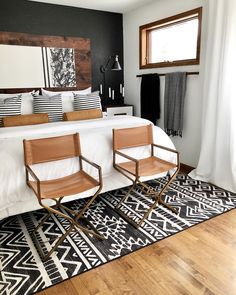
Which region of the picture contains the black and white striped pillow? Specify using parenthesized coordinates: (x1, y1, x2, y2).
(0, 95, 22, 127)
(73, 91, 102, 111)
(33, 94, 63, 122)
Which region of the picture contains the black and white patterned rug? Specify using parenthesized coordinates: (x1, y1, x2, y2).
(0, 175, 236, 295)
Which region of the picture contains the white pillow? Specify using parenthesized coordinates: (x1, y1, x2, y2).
(41, 87, 92, 113)
(0, 90, 39, 115)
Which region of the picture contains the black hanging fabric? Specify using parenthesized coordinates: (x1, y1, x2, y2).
(140, 74, 160, 125)
(164, 72, 187, 137)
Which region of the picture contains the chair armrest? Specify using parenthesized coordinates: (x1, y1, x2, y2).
(151, 144, 180, 169)
(26, 165, 40, 182)
(114, 150, 139, 177)
(25, 165, 41, 196)
(152, 143, 179, 155)
(80, 155, 102, 185)
(80, 155, 101, 171)
(114, 150, 139, 164)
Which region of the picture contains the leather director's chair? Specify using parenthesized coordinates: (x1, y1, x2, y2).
(113, 124, 180, 228)
(23, 133, 104, 261)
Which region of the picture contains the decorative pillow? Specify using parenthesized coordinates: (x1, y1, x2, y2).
(0, 95, 22, 127)
(41, 87, 92, 113)
(0, 91, 39, 115)
(3, 113, 49, 127)
(33, 94, 63, 122)
(63, 109, 102, 121)
(73, 91, 102, 111)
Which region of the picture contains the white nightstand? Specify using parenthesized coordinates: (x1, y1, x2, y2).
(106, 104, 133, 117)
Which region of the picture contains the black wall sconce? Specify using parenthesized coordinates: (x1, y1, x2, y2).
(100, 55, 122, 73)
(100, 55, 122, 108)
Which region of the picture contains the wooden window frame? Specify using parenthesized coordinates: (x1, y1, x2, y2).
(139, 7, 202, 69)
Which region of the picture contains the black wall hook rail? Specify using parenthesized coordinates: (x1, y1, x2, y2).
(136, 71, 199, 77)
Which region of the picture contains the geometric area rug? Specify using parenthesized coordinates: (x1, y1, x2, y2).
(0, 175, 236, 295)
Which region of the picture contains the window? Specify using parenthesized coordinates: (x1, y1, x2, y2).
(139, 7, 202, 69)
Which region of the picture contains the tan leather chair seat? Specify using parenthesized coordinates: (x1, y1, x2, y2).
(29, 171, 99, 199)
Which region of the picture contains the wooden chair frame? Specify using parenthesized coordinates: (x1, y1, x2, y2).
(24, 134, 104, 261)
(113, 126, 180, 228)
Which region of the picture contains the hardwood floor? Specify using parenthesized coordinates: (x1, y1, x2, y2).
(38, 209, 236, 295)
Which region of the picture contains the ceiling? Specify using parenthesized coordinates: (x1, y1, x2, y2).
(28, 0, 155, 13)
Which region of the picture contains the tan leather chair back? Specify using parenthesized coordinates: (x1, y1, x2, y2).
(113, 124, 153, 150)
(23, 133, 81, 165)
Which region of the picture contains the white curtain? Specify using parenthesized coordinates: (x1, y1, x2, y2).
(189, 0, 236, 193)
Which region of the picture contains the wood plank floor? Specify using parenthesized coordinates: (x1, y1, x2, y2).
(38, 209, 236, 295)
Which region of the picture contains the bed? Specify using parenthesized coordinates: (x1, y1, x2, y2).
(0, 115, 176, 220)
(0, 31, 176, 221)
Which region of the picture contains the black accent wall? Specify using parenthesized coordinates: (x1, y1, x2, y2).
(0, 0, 123, 106)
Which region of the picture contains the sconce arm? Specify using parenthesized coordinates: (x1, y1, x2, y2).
(100, 56, 112, 73)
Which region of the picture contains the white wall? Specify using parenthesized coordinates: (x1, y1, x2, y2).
(123, 0, 208, 167)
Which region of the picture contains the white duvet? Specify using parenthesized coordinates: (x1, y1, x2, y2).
(0, 116, 175, 220)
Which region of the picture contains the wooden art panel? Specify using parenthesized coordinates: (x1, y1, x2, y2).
(0, 31, 91, 91)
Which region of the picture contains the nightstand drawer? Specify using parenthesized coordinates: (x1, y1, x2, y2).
(106, 105, 133, 117)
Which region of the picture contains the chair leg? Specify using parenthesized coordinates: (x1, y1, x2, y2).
(74, 219, 105, 240)
(114, 169, 179, 228)
(32, 221, 75, 262)
(60, 186, 105, 240)
(115, 182, 136, 210)
(156, 169, 179, 213)
(32, 185, 107, 261)
(60, 203, 105, 240)
(32, 199, 86, 261)
(34, 211, 53, 232)
(114, 182, 143, 228)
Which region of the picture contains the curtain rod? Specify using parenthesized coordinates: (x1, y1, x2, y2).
(136, 71, 199, 77)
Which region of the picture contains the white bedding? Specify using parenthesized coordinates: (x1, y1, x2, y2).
(0, 116, 176, 220)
